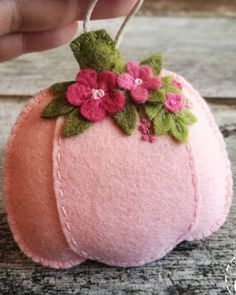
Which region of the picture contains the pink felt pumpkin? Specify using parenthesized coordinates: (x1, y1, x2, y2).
(4, 2, 233, 269)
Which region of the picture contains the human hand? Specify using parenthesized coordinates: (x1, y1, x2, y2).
(0, 0, 136, 62)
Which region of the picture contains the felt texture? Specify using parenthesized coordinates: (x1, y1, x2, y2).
(66, 69, 125, 122)
(113, 101, 138, 135)
(53, 112, 198, 267)
(41, 81, 75, 118)
(63, 109, 91, 137)
(50, 81, 75, 96)
(51, 71, 232, 264)
(144, 75, 197, 143)
(145, 103, 196, 144)
(4, 71, 233, 269)
(138, 118, 156, 143)
(41, 95, 75, 118)
(117, 62, 162, 104)
(4, 90, 85, 269)
(141, 55, 163, 76)
(70, 30, 124, 74)
(167, 72, 233, 241)
(164, 93, 184, 113)
(40, 34, 196, 141)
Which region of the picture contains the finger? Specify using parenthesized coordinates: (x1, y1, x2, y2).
(0, 0, 137, 36)
(0, 22, 78, 62)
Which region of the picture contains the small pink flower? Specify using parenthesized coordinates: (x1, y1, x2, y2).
(117, 62, 162, 104)
(164, 93, 184, 113)
(66, 69, 125, 122)
(172, 80, 182, 90)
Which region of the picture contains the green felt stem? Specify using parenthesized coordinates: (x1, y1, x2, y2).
(70, 30, 124, 73)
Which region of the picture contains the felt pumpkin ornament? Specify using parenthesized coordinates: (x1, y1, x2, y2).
(4, 0, 233, 269)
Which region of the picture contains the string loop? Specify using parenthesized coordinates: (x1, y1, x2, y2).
(83, 0, 144, 47)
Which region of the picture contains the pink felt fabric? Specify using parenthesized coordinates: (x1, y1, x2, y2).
(167, 72, 233, 240)
(53, 117, 198, 267)
(4, 71, 233, 269)
(52, 70, 232, 266)
(4, 90, 85, 268)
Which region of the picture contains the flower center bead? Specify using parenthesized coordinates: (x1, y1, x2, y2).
(91, 88, 105, 100)
(134, 78, 143, 86)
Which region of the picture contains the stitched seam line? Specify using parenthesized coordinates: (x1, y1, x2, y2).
(55, 109, 199, 268)
(4, 90, 82, 269)
(172, 71, 233, 239)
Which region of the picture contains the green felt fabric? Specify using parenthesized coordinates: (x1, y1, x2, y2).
(63, 109, 91, 137)
(41, 96, 74, 119)
(145, 104, 162, 121)
(148, 89, 166, 104)
(113, 102, 138, 135)
(152, 110, 174, 136)
(144, 75, 197, 143)
(170, 119, 189, 143)
(175, 110, 197, 125)
(40, 30, 197, 143)
(141, 55, 163, 76)
(50, 81, 74, 96)
(70, 30, 124, 74)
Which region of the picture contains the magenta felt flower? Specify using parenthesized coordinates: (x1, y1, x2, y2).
(117, 62, 162, 104)
(164, 93, 184, 113)
(66, 69, 125, 122)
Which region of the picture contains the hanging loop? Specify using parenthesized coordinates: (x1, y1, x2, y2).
(83, 0, 144, 47)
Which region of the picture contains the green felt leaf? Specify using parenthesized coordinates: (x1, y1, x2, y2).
(161, 76, 173, 89)
(153, 110, 174, 135)
(41, 96, 74, 119)
(170, 118, 188, 143)
(148, 89, 166, 104)
(113, 102, 138, 135)
(63, 109, 91, 137)
(145, 104, 163, 121)
(176, 109, 197, 125)
(70, 30, 124, 73)
(50, 81, 74, 96)
(161, 76, 183, 96)
(141, 54, 162, 75)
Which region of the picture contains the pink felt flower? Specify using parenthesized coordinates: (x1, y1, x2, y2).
(164, 93, 184, 113)
(117, 62, 162, 104)
(66, 69, 125, 122)
(172, 80, 182, 90)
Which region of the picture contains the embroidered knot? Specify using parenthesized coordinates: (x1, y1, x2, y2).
(139, 118, 156, 143)
(134, 78, 143, 86)
(91, 89, 105, 100)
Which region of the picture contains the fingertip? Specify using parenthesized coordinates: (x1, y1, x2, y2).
(0, 22, 78, 62)
(23, 22, 79, 53)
